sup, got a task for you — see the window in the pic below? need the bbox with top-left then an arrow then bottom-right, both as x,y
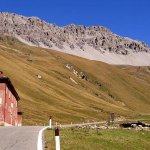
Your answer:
0,98 -> 2,105
11,103 -> 13,108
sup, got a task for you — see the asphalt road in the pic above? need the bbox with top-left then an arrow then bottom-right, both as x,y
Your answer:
0,126 -> 43,150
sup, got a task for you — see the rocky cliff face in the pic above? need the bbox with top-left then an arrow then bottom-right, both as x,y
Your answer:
0,12 -> 150,65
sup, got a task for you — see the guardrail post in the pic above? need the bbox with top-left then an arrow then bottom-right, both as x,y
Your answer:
49,116 -> 52,129
55,127 -> 60,150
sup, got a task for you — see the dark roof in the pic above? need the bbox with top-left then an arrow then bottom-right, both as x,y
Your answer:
0,76 -> 20,101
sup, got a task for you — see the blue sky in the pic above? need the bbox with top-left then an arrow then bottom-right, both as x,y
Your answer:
0,0 -> 150,46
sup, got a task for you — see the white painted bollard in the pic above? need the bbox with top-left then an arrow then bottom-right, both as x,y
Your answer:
49,116 -> 52,129
55,128 -> 60,150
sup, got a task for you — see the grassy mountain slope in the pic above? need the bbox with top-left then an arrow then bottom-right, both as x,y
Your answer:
0,36 -> 150,125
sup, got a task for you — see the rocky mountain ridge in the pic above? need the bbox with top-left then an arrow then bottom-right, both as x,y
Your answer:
0,12 -> 150,66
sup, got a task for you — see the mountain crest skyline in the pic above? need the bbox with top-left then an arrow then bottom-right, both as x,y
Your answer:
0,12 -> 150,66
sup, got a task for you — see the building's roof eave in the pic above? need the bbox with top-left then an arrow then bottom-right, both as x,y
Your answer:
0,76 -> 20,101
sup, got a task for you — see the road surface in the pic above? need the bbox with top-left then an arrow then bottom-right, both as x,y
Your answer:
0,126 -> 43,150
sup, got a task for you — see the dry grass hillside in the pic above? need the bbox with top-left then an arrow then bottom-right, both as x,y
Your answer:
0,36 -> 150,125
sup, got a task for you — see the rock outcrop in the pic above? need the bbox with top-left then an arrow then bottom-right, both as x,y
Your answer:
0,12 -> 150,66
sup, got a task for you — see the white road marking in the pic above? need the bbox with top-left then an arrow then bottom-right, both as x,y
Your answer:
37,126 -> 49,150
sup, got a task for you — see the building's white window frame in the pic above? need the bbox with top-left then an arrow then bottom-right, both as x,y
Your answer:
11,103 -> 14,108
0,98 -> 2,105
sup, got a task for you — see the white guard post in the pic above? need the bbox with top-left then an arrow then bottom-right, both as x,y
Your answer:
49,116 -> 52,129
55,127 -> 60,150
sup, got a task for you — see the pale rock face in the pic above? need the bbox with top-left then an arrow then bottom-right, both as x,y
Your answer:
0,12 -> 150,66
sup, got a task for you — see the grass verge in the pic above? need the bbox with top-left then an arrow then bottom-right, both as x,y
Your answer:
44,128 -> 150,150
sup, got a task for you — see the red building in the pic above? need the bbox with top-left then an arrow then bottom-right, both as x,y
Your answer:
0,71 -> 22,126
